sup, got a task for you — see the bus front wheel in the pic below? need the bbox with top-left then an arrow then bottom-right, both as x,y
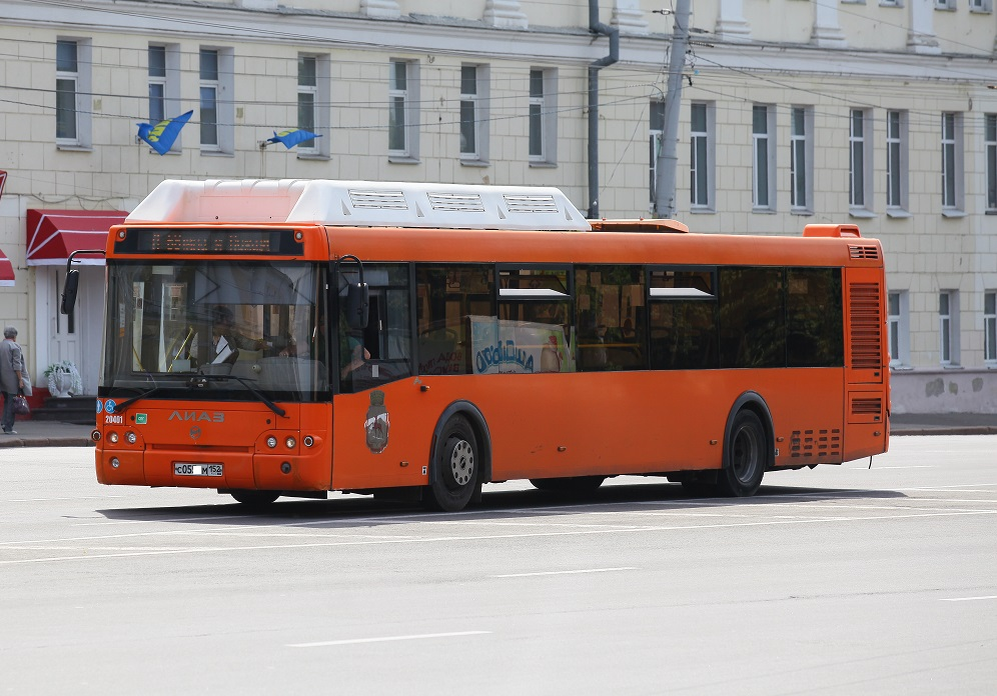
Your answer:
717,410 -> 767,497
229,490 -> 280,507
427,416 -> 479,512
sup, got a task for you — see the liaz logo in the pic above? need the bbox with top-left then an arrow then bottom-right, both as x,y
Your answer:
168,411 -> 225,423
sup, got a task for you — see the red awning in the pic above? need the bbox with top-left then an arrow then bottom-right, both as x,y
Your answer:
0,247 -> 14,286
26,209 -> 128,266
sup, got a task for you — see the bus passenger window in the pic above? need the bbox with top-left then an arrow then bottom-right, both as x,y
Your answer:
575,265 -> 646,372
416,265 -> 494,375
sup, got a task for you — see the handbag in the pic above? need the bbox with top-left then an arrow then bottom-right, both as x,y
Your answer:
12,393 -> 30,416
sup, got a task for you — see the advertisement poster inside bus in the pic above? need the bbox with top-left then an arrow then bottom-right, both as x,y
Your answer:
469,316 -> 574,374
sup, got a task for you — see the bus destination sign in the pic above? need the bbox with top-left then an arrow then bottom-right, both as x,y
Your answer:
114,228 -> 304,256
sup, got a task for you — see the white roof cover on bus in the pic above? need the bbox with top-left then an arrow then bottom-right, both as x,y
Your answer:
125,179 -> 592,231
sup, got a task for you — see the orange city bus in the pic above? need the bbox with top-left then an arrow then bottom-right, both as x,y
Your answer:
63,179 -> 890,511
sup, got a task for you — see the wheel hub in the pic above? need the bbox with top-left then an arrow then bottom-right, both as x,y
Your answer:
450,439 -> 474,486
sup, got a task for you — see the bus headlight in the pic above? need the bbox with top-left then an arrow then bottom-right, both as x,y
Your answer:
266,436 -> 278,449
108,432 -> 119,444
285,436 -> 296,449
126,432 -> 137,444
110,457 -> 120,469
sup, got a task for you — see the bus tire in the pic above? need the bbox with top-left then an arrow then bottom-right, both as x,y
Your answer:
529,476 -> 605,494
717,409 -> 767,497
229,490 -> 280,507
427,416 -> 479,512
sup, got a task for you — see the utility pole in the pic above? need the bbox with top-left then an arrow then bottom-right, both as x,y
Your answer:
653,0 -> 690,219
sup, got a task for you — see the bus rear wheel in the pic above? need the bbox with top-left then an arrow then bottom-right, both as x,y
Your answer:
229,490 -> 280,507
717,410 -> 767,497
427,416 -> 479,512
529,476 -> 606,494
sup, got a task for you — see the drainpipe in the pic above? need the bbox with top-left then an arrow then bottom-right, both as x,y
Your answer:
588,0 -> 619,219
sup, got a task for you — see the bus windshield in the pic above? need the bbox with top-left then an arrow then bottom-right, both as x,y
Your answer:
101,260 -> 328,401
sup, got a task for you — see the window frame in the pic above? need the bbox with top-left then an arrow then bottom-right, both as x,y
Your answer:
985,113 -> 997,212
752,104 -> 776,211
55,37 -> 91,149
147,43 -> 181,153
941,112 -> 965,214
690,101 -> 715,211
849,108 -> 873,213
885,110 -> 909,213
460,63 -> 490,165
388,58 -> 420,162
199,47 -> 234,155
296,54 -> 319,156
887,290 -> 910,367
790,106 -> 814,214
528,68 -> 558,166
985,291 -> 997,364
939,290 -> 960,366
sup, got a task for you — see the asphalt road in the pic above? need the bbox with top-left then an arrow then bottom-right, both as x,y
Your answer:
2,437 -> 996,695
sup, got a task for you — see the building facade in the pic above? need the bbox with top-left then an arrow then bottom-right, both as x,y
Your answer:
1,0 -> 995,412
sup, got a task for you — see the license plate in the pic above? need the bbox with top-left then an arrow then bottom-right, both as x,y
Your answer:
174,463 -> 223,477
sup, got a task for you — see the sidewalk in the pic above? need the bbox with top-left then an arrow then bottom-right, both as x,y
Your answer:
1,413 -> 996,449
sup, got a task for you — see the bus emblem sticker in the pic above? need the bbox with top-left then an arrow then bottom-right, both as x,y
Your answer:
365,390 -> 390,454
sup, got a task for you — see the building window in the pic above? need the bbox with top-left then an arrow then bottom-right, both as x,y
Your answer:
935,0 -> 956,8
297,55 -> 318,154
147,44 -> 181,152
970,0 -> 992,12
528,68 -> 557,165
200,49 -> 219,149
885,110 -> 909,212
56,38 -> 91,147
752,105 -> 775,210
790,106 -> 813,213
888,291 -> 909,367
939,291 -> 959,366
849,109 -> 872,211
650,99 -> 665,208
148,45 -> 166,124
460,64 -> 489,163
985,291 -> 997,364
199,47 -> 234,154
690,102 -> 713,210
389,59 -> 419,161
941,112 -> 964,212
986,114 -> 997,212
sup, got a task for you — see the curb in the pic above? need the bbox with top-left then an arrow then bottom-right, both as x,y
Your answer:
0,437 -> 95,449
891,427 -> 997,437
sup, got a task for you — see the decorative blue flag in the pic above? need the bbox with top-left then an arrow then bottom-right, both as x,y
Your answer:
267,129 -> 321,149
137,110 -> 194,155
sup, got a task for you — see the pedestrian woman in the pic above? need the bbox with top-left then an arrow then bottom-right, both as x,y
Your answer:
1,325 -> 26,435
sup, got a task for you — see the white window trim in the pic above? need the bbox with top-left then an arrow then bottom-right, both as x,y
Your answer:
939,290 -> 960,366
388,58 -> 420,163
55,37 -> 92,150
984,291 -> 997,364
849,108 -> 873,214
690,101 -> 715,212
941,112 -> 964,213
200,47 -> 234,155
297,55 -> 319,156
528,68 -> 558,167
752,104 -> 776,211
969,0 -> 992,12
790,106 -> 814,214
888,290 -> 910,368
985,113 -> 997,212
886,109 -> 909,213
460,63 -> 489,165
147,43 -> 181,153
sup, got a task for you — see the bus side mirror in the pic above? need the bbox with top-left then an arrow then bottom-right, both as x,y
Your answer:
346,282 -> 369,330
61,269 -> 80,315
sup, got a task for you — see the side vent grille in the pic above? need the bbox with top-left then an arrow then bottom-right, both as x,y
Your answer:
503,194 -> 559,214
428,192 -> 485,212
849,283 -> 882,370
848,244 -> 880,260
852,397 -> 883,418
349,189 -> 408,210
790,428 -> 842,460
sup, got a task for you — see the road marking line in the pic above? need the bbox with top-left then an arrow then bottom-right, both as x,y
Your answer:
3,508 -> 995,565
940,595 -> 997,602
494,566 -> 637,578
288,631 -> 490,648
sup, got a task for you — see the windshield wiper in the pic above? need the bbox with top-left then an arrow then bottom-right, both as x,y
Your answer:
189,374 -> 287,418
